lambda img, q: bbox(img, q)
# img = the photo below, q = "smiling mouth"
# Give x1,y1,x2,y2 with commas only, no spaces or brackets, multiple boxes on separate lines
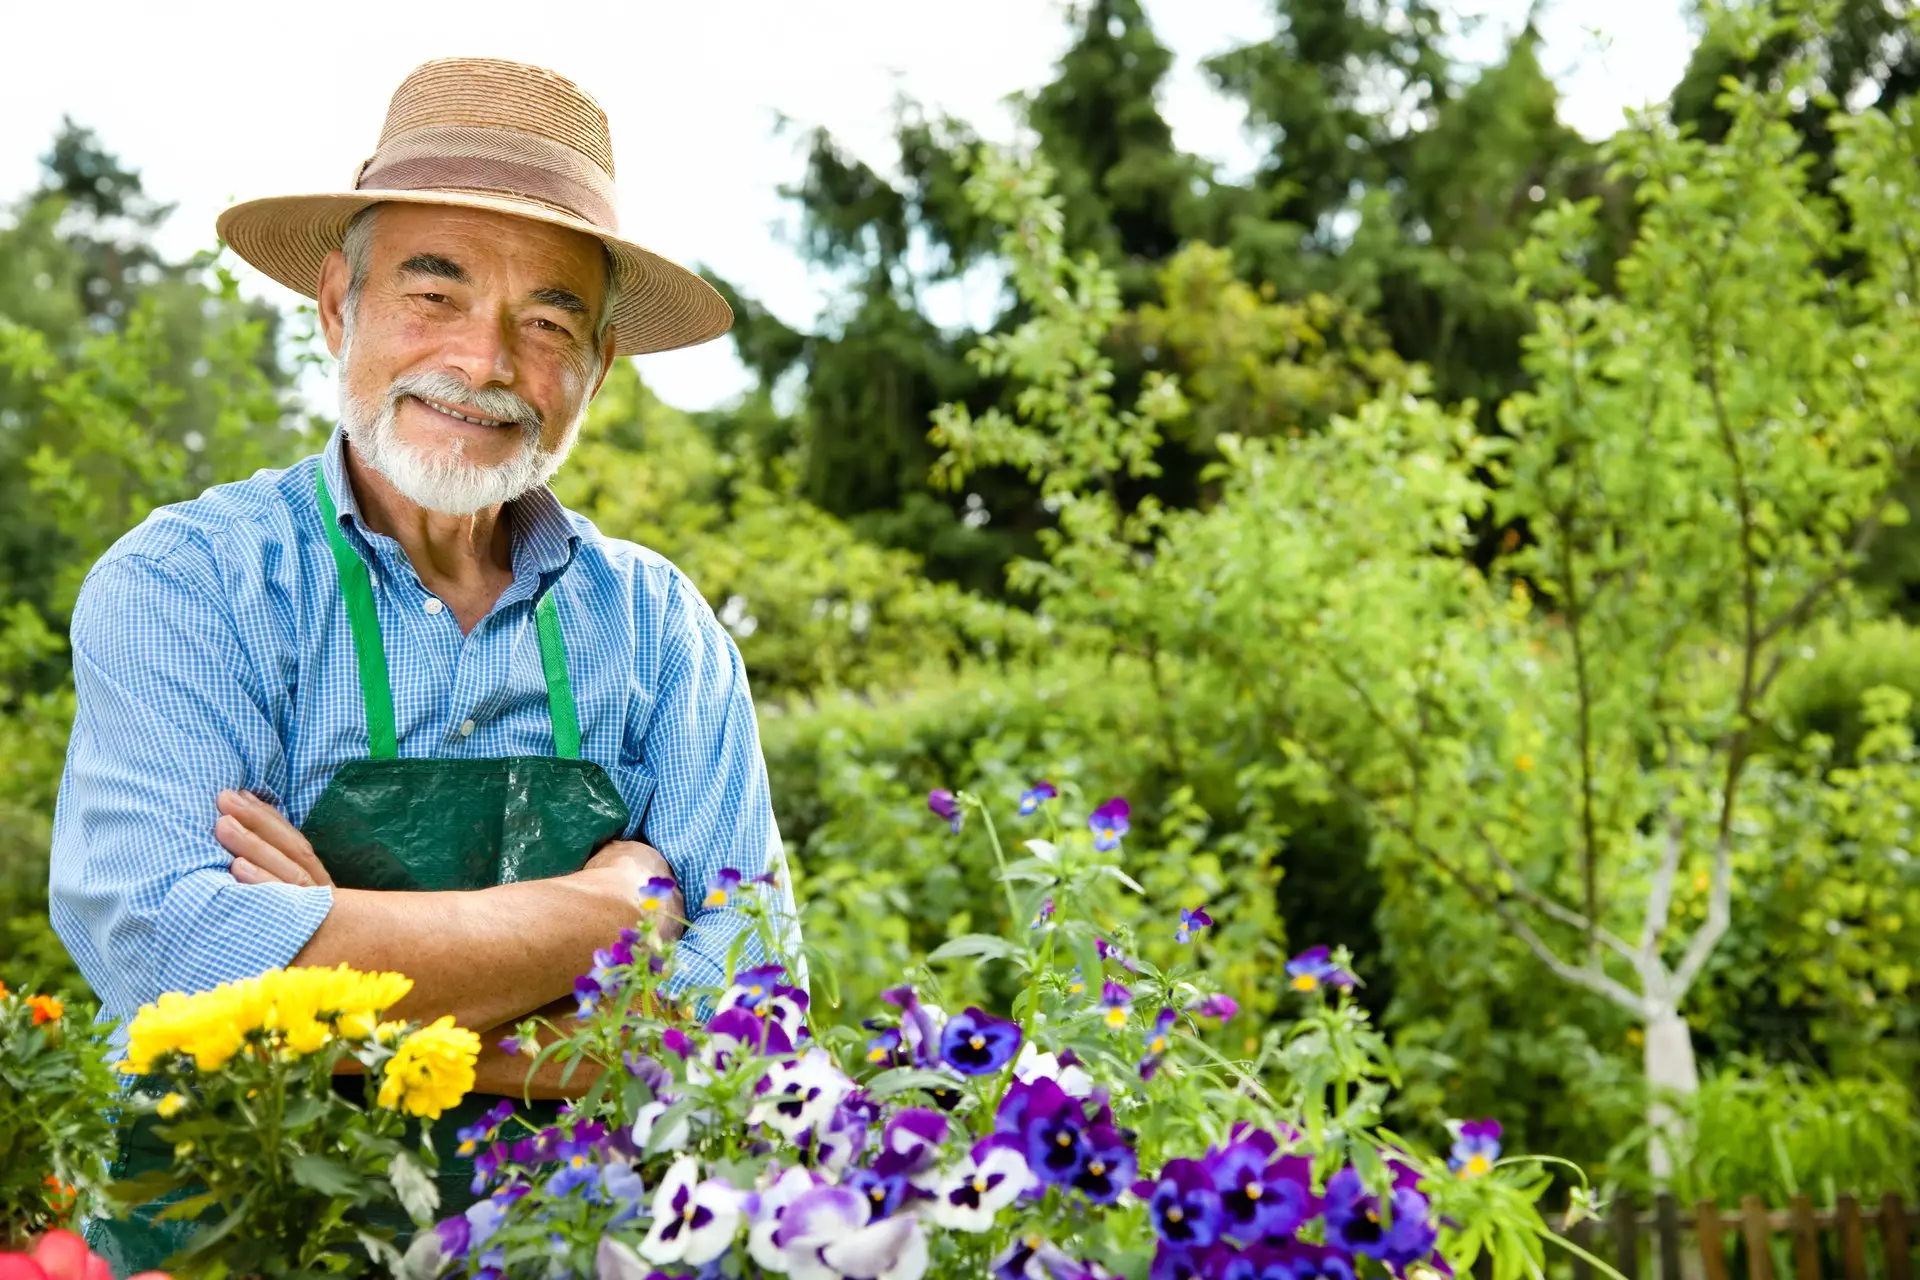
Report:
408,394,521,429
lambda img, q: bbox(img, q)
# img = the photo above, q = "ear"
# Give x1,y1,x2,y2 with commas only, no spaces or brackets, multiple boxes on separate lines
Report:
316,249,351,357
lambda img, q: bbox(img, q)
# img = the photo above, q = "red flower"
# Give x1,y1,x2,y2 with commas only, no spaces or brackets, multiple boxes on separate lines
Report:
0,1230,171,1280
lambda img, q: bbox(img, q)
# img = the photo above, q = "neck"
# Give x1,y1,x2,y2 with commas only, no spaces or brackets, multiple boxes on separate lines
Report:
342,439,515,589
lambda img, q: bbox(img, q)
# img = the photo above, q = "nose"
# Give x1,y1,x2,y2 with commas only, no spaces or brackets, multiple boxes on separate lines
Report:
435,307,517,391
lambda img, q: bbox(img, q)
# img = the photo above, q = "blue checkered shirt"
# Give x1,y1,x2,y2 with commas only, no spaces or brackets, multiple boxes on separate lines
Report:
49,428,798,1047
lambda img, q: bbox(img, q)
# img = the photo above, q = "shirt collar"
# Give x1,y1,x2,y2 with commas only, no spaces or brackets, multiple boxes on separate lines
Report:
320,426,580,583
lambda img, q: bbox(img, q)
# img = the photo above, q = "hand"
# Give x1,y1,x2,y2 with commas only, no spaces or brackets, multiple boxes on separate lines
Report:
214,789,334,888
580,840,685,942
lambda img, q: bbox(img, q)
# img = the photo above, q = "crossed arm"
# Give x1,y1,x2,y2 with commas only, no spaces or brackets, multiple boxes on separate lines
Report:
211,788,681,1095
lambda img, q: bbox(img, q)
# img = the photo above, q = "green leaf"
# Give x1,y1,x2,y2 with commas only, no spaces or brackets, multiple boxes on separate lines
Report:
107,1168,185,1211
928,933,1023,963
357,1228,406,1273
289,1152,363,1199
389,1149,439,1225
863,1067,963,1098
279,1096,328,1129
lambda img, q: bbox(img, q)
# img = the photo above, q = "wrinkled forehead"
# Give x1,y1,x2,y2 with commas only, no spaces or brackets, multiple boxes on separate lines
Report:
366,203,610,301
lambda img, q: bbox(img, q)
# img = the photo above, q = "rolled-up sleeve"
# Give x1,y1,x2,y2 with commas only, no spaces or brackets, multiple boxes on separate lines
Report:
49,550,332,1034
637,570,801,1000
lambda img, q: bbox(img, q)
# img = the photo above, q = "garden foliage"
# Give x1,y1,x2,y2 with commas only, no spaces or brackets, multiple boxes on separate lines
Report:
0,0,1918,1219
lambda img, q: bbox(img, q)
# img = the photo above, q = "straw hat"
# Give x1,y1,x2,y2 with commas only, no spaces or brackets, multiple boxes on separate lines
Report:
216,57,731,356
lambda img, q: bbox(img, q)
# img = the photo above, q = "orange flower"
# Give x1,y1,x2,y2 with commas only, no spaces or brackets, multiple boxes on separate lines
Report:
27,994,65,1025
0,979,10,999
43,1174,76,1212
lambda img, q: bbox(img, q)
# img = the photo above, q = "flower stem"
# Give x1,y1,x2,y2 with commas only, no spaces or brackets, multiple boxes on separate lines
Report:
975,797,1023,931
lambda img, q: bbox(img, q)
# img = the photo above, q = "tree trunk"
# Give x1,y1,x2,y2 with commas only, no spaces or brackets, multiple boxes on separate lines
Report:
1643,1007,1700,1185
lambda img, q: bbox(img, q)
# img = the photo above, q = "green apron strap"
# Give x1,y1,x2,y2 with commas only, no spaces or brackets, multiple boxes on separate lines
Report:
534,590,583,760
315,469,399,759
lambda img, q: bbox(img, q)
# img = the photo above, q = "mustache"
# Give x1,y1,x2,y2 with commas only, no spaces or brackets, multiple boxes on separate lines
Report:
388,370,543,430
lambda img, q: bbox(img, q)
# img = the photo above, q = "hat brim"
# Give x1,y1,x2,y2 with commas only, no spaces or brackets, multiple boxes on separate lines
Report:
216,189,732,358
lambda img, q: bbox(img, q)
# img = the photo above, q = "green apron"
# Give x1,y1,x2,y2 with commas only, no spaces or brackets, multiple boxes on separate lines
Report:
89,469,633,1274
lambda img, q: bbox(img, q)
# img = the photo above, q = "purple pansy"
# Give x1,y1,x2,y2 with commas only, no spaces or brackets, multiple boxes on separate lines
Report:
636,875,678,915
1073,1125,1137,1204
701,867,745,910
1176,906,1213,944
1020,781,1059,815
846,1163,915,1219
941,1006,1024,1075
1285,945,1357,993
1188,993,1239,1022
929,788,963,834
1139,1007,1179,1080
865,1025,905,1067
1097,935,1144,974
1089,797,1131,851
1449,1118,1503,1177
1033,896,1057,929
881,985,944,1069
1322,1166,1439,1268
1146,1157,1227,1249
1099,980,1133,1030
1210,1137,1315,1242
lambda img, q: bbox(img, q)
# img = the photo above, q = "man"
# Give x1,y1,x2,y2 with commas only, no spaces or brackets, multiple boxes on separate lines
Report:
47,56,798,1264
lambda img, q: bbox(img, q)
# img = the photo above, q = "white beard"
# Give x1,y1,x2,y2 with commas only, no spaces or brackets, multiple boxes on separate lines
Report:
337,343,581,516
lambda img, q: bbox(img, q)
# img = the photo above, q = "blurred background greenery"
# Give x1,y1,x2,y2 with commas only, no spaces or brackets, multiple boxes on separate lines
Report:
2,0,1917,1213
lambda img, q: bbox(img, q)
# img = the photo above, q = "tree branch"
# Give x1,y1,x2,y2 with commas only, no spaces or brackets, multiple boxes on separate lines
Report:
1637,806,1686,964
1475,826,1640,966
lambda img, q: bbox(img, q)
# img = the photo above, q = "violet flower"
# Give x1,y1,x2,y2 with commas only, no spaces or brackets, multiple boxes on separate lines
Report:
881,985,944,1069
1019,781,1059,815
749,1047,853,1139
1145,1157,1226,1249
1088,797,1131,851
1098,981,1133,1030
928,788,963,834
932,1144,1035,1231
1449,1118,1503,1177
1073,1125,1136,1204
1210,1138,1315,1242
940,1007,1024,1075
637,876,677,915
1285,945,1356,993
638,1156,745,1267
1096,935,1144,974
701,867,745,910
1322,1166,1439,1269
1187,993,1239,1022
1139,1007,1179,1081
1176,906,1213,945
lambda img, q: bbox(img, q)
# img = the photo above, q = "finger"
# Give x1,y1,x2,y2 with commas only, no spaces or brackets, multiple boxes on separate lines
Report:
214,813,318,887
229,857,274,885
216,791,333,887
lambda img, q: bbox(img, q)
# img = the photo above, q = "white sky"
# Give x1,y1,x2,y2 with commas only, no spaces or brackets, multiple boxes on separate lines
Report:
0,0,1697,411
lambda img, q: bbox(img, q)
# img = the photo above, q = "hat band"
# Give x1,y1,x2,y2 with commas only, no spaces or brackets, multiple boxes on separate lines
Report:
355,124,618,231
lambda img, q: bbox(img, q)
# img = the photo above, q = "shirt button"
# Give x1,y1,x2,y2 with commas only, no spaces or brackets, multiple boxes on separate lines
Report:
459,719,475,737
423,597,445,616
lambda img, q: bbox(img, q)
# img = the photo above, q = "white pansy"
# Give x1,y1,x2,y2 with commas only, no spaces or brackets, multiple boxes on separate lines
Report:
639,1155,745,1266
1013,1042,1094,1098
930,1145,1035,1232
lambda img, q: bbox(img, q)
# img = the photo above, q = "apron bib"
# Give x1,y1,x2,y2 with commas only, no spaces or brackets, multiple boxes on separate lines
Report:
92,470,632,1274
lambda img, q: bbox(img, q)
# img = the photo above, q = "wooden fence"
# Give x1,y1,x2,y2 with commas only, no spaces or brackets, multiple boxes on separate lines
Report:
1547,1193,1919,1280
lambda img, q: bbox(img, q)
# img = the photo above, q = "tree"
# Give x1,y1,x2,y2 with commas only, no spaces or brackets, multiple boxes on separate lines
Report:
928,30,1920,1181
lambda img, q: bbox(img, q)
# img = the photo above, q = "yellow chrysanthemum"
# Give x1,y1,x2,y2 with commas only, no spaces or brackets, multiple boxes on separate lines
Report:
124,965,417,1074
375,1016,479,1120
